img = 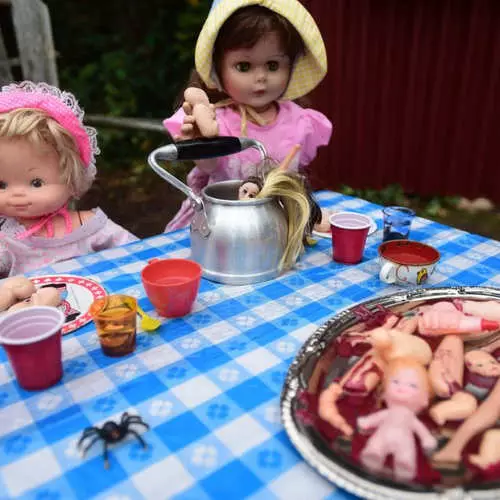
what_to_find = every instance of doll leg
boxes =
[469,429,500,469]
[393,442,417,482]
[428,335,464,399]
[318,383,355,436]
[360,430,388,475]
[433,379,500,466]
[429,391,478,426]
[342,354,384,395]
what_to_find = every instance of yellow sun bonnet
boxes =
[195,0,327,100]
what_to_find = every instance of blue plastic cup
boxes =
[382,206,415,242]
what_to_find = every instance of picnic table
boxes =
[1,191,499,499]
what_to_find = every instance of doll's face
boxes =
[220,31,291,112]
[385,368,427,410]
[465,350,500,377]
[238,181,261,200]
[0,137,70,219]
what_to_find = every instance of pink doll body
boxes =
[163,3,332,232]
[358,358,437,482]
[319,326,432,436]
[0,81,137,276]
[418,301,499,337]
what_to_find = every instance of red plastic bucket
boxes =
[141,258,202,317]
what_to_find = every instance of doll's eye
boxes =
[267,61,280,71]
[30,178,44,188]
[409,383,418,389]
[235,62,251,72]
[0,181,6,189]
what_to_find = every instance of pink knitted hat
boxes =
[0,81,99,182]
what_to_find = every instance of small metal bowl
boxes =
[281,286,500,500]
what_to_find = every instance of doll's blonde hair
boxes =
[256,167,310,271]
[0,108,91,199]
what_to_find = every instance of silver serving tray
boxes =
[281,286,500,500]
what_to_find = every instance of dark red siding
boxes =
[303,0,500,202]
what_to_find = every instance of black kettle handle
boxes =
[154,137,267,162]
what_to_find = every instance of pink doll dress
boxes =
[163,101,332,232]
[0,208,138,277]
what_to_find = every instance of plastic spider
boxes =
[77,412,150,468]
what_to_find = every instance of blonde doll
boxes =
[0,81,138,277]
[164,0,333,232]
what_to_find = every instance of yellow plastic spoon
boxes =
[136,305,161,331]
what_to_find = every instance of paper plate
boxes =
[281,286,500,500]
[30,275,106,335]
[312,214,378,239]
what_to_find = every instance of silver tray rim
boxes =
[281,286,500,500]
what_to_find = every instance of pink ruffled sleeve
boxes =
[299,109,333,167]
[163,107,186,138]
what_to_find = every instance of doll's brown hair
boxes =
[0,108,91,198]
[177,5,309,108]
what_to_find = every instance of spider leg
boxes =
[77,428,98,448]
[120,412,130,424]
[127,429,148,449]
[80,435,101,457]
[127,418,150,431]
[103,441,110,469]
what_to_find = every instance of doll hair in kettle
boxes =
[255,168,310,271]
[175,5,307,109]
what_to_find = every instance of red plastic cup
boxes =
[0,306,65,390]
[329,212,372,264]
[141,258,202,317]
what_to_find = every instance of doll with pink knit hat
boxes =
[0,81,138,277]
[163,0,333,232]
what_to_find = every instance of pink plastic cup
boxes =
[329,212,372,264]
[141,258,202,318]
[0,306,65,390]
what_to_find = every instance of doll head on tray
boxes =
[177,0,327,138]
[0,80,99,238]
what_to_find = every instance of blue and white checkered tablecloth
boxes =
[0,191,499,500]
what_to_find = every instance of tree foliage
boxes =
[46,0,211,167]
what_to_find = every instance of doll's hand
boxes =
[421,434,438,454]
[174,102,201,141]
[357,416,371,432]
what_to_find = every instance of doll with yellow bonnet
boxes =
[164,0,333,232]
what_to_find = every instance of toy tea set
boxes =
[2,139,500,492]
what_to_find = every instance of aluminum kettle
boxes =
[148,137,288,285]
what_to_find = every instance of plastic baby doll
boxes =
[0,81,137,276]
[163,0,332,232]
[357,357,437,482]
[319,326,432,437]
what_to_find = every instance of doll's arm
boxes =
[412,417,437,452]
[357,409,389,431]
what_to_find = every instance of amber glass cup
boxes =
[90,294,137,357]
